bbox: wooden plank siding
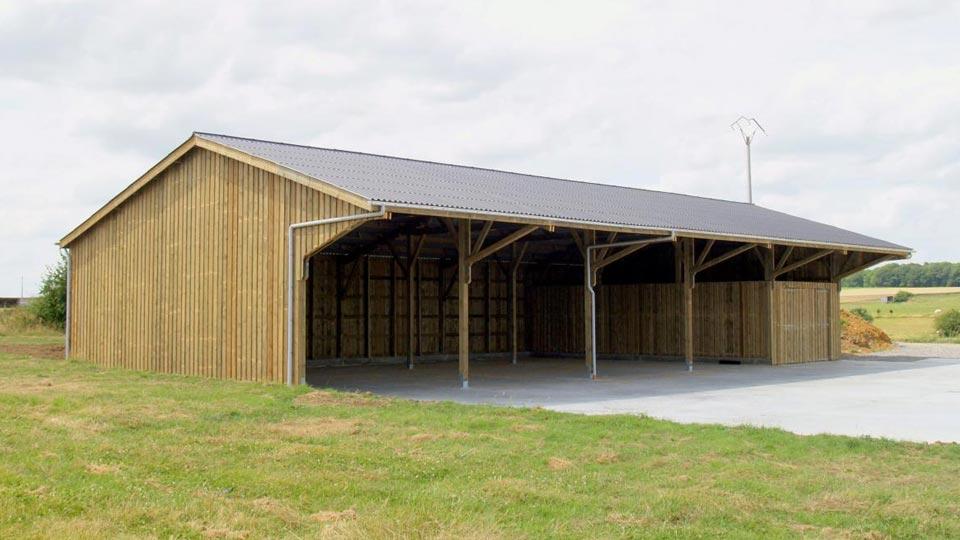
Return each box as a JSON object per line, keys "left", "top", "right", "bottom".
{"left": 67, "top": 147, "right": 368, "bottom": 383}
{"left": 530, "top": 281, "right": 838, "bottom": 364}
{"left": 306, "top": 256, "right": 525, "bottom": 364}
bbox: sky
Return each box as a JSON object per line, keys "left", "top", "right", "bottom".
{"left": 1, "top": 0, "right": 958, "bottom": 296}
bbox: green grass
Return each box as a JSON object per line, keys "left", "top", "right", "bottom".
{"left": 841, "top": 292, "right": 960, "bottom": 343}
{"left": 1, "top": 351, "right": 959, "bottom": 538}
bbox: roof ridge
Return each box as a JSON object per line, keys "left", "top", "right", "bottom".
{"left": 193, "top": 131, "right": 757, "bottom": 208}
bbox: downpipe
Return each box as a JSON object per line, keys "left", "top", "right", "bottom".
{"left": 585, "top": 233, "right": 677, "bottom": 379}
{"left": 64, "top": 248, "right": 71, "bottom": 359}
{"left": 287, "top": 206, "right": 387, "bottom": 386}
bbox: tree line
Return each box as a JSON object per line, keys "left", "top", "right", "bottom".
{"left": 842, "top": 261, "right": 960, "bottom": 288}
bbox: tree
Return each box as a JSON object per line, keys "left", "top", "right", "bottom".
{"left": 29, "top": 252, "right": 67, "bottom": 330}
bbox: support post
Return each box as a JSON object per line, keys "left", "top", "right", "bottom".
{"left": 510, "top": 243, "right": 524, "bottom": 365}
{"left": 583, "top": 231, "right": 596, "bottom": 377}
{"left": 406, "top": 235, "right": 415, "bottom": 370}
{"left": 364, "top": 256, "right": 370, "bottom": 358}
{"left": 458, "top": 219, "right": 471, "bottom": 388}
{"left": 764, "top": 246, "right": 777, "bottom": 364}
{"left": 682, "top": 238, "right": 694, "bottom": 372}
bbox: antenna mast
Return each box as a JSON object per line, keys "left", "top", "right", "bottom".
{"left": 730, "top": 116, "right": 765, "bottom": 204}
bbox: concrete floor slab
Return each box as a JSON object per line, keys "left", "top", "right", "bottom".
{"left": 307, "top": 343, "right": 960, "bottom": 443}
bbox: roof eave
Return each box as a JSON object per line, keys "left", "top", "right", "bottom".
{"left": 381, "top": 202, "right": 913, "bottom": 257}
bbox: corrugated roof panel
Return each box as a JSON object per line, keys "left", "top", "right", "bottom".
{"left": 196, "top": 132, "right": 909, "bottom": 252}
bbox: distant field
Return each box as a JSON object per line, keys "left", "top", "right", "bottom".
{"left": 840, "top": 287, "right": 960, "bottom": 302}
{"left": 841, "top": 290, "right": 960, "bottom": 343}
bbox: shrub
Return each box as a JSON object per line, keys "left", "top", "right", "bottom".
{"left": 850, "top": 307, "right": 873, "bottom": 323}
{"left": 893, "top": 290, "right": 914, "bottom": 303}
{"left": 29, "top": 252, "right": 67, "bottom": 330}
{"left": 935, "top": 309, "right": 960, "bottom": 338}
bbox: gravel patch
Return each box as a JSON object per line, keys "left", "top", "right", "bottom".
{"left": 868, "top": 342, "right": 960, "bottom": 359}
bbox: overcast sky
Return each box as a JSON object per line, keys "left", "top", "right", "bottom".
{"left": 1, "top": 1, "right": 958, "bottom": 296}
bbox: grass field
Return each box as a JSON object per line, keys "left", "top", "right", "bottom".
{"left": 2, "top": 346, "right": 960, "bottom": 537}
{"left": 840, "top": 290, "right": 960, "bottom": 343}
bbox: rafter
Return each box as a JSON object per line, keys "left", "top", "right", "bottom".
{"left": 773, "top": 249, "right": 832, "bottom": 278}
{"left": 775, "top": 246, "right": 794, "bottom": 272}
{"left": 468, "top": 225, "right": 539, "bottom": 265}
{"left": 695, "top": 239, "right": 715, "bottom": 268}
{"left": 695, "top": 243, "right": 757, "bottom": 274}
{"left": 472, "top": 220, "right": 493, "bottom": 255}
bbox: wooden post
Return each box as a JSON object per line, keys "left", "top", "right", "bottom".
{"left": 485, "top": 262, "right": 492, "bottom": 353}
{"left": 438, "top": 262, "right": 445, "bottom": 355}
{"left": 364, "top": 256, "right": 370, "bottom": 359}
{"left": 390, "top": 260, "right": 397, "bottom": 357}
{"left": 335, "top": 259, "right": 342, "bottom": 360}
{"left": 682, "top": 238, "right": 694, "bottom": 371}
{"left": 406, "top": 235, "right": 415, "bottom": 369}
{"left": 764, "top": 246, "right": 777, "bottom": 364}
{"left": 458, "top": 219, "right": 471, "bottom": 388}
{"left": 510, "top": 244, "right": 520, "bottom": 365}
{"left": 416, "top": 259, "right": 422, "bottom": 359}
{"left": 583, "top": 230, "right": 596, "bottom": 375}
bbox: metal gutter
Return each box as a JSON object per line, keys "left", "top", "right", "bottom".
{"left": 585, "top": 233, "right": 677, "bottom": 378}
{"left": 286, "top": 206, "right": 387, "bottom": 386}
{"left": 380, "top": 202, "right": 912, "bottom": 257}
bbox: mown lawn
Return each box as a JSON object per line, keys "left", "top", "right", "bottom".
{"left": 841, "top": 292, "right": 960, "bottom": 343}
{"left": 1, "top": 351, "right": 959, "bottom": 538}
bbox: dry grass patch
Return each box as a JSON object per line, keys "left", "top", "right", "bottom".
{"left": 0, "top": 378, "right": 95, "bottom": 397}
{"left": 251, "top": 497, "right": 301, "bottom": 524}
{"left": 267, "top": 417, "right": 362, "bottom": 439}
{"left": 510, "top": 423, "right": 543, "bottom": 432}
{"left": 309, "top": 508, "right": 357, "bottom": 523}
{"left": 547, "top": 457, "right": 572, "bottom": 470}
{"left": 595, "top": 451, "right": 619, "bottom": 464}
{"left": 295, "top": 390, "right": 386, "bottom": 408}
{"left": 607, "top": 512, "right": 651, "bottom": 527}
{"left": 0, "top": 342, "right": 64, "bottom": 359}
{"left": 85, "top": 463, "right": 121, "bottom": 475}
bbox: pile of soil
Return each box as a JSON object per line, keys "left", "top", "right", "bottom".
{"left": 840, "top": 309, "right": 893, "bottom": 354}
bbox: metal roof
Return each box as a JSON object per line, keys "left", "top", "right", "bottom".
{"left": 196, "top": 132, "right": 909, "bottom": 253}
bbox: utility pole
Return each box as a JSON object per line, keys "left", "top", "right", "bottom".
{"left": 731, "top": 116, "right": 765, "bottom": 204}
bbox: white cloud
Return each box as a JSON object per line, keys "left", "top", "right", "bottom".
{"left": 1, "top": 0, "right": 958, "bottom": 295}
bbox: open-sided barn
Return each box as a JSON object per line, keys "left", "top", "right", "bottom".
{"left": 59, "top": 133, "right": 910, "bottom": 386}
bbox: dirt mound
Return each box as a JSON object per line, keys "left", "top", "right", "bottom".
{"left": 841, "top": 310, "right": 893, "bottom": 354}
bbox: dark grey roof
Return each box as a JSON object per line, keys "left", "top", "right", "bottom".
{"left": 196, "top": 132, "right": 909, "bottom": 252}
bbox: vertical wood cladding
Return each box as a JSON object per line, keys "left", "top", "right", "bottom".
{"left": 529, "top": 281, "right": 838, "bottom": 364}
{"left": 305, "top": 255, "right": 525, "bottom": 363}
{"left": 67, "top": 147, "right": 366, "bottom": 382}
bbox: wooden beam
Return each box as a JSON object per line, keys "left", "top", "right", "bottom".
{"left": 596, "top": 232, "right": 619, "bottom": 261}
{"left": 472, "top": 220, "right": 493, "bottom": 254}
{"left": 441, "top": 217, "right": 458, "bottom": 246}
{"left": 835, "top": 253, "right": 894, "bottom": 280}
{"left": 773, "top": 249, "right": 832, "bottom": 278}
{"left": 458, "top": 218, "right": 471, "bottom": 388}
{"left": 570, "top": 229, "right": 586, "bottom": 258}
{"left": 594, "top": 241, "right": 653, "bottom": 271}
{"left": 696, "top": 239, "right": 715, "bottom": 268}
{"left": 695, "top": 243, "right": 757, "bottom": 274}
{"left": 468, "top": 225, "right": 539, "bottom": 265}
{"left": 775, "top": 246, "right": 794, "bottom": 272}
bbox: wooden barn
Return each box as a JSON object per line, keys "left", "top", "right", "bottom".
{"left": 59, "top": 133, "right": 910, "bottom": 386}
